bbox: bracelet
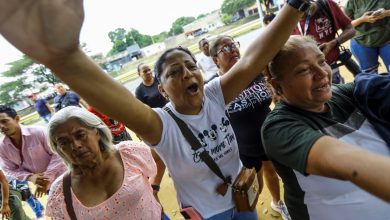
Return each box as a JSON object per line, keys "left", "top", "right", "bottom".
{"left": 151, "top": 184, "right": 160, "bottom": 192}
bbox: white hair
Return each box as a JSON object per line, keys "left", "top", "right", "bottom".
{"left": 47, "top": 106, "right": 114, "bottom": 166}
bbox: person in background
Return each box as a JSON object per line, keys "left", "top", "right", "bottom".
{"left": 292, "top": 0, "right": 356, "bottom": 83}
{"left": 344, "top": 0, "right": 390, "bottom": 73}
{"left": 262, "top": 35, "right": 390, "bottom": 220}
{"left": 0, "top": 105, "right": 67, "bottom": 197}
{"left": 53, "top": 83, "right": 87, "bottom": 112}
{"left": 0, "top": 169, "right": 30, "bottom": 220}
{"left": 45, "top": 106, "right": 165, "bottom": 219}
{"left": 135, "top": 63, "right": 167, "bottom": 205}
{"left": 196, "top": 38, "right": 219, "bottom": 83}
{"left": 0, "top": 0, "right": 319, "bottom": 218}
{"left": 135, "top": 63, "right": 167, "bottom": 108}
{"left": 87, "top": 106, "right": 132, "bottom": 144}
{"left": 210, "top": 35, "right": 290, "bottom": 220}
{"left": 263, "top": 12, "right": 276, "bottom": 25}
{"left": 28, "top": 93, "right": 54, "bottom": 123}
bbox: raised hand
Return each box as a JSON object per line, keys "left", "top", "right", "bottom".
{"left": 0, "top": 0, "right": 84, "bottom": 67}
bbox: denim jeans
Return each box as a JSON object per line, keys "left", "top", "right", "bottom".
{"left": 350, "top": 39, "right": 390, "bottom": 74}
{"left": 41, "top": 114, "right": 52, "bottom": 123}
{"left": 204, "top": 207, "right": 258, "bottom": 220}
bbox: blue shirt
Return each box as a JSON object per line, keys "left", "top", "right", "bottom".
{"left": 34, "top": 99, "right": 51, "bottom": 117}
{"left": 53, "top": 91, "right": 80, "bottom": 112}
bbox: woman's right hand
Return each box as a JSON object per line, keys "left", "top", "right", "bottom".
{"left": 0, "top": 0, "right": 84, "bottom": 67}
{"left": 361, "top": 11, "right": 378, "bottom": 23}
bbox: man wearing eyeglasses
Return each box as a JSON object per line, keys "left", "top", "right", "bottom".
{"left": 197, "top": 38, "right": 219, "bottom": 83}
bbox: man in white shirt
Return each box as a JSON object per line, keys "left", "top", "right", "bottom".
{"left": 197, "top": 38, "right": 219, "bottom": 83}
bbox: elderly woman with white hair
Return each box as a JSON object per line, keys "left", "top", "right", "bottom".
{"left": 45, "top": 106, "right": 164, "bottom": 220}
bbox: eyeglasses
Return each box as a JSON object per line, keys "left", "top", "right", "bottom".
{"left": 217, "top": 42, "right": 240, "bottom": 55}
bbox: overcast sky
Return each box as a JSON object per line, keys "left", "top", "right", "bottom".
{"left": 0, "top": 0, "right": 223, "bottom": 75}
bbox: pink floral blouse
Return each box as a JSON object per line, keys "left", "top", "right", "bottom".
{"left": 46, "top": 141, "right": 161, "bottom": 219}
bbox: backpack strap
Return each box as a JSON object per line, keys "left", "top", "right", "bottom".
{"left": 163, "top": 107, "right": 232, "bottom": 194}
{"left": 63, "top": 173, "right": 77, "bottom": 220}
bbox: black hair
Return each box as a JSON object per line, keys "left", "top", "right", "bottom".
{"left": 198, "top": 38, "right": 207, "bottom": 47}
{"left": 263, "top": 12, "right": 276, "bottom": 25}
{"left": 0, "top": 105, "right": 17, "bottom": 118}
{"left": 154, "top": 47, "right": 197, "bottom": 83}
{"left": 137, "top": 63, "right": 145, "bottom": 74}
{"left": 209, "top": 35, "right": 234, "bottom": 58}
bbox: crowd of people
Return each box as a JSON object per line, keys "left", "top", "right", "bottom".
{"left": 0, "top": 0, "right": 389, "bottom": 219}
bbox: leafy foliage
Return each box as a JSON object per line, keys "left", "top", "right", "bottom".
{"left": 221, "top": 0, "right": 256, "bottom": 15}
{"left": 0, "top": 77, "right": 32, "bottom": 106}
{"left": 221, "top": 14, "right": 233, "bottom": 25}
{"left": 169, "top": 16, "right": 196, "bottom": 36}
{"left": 2, "top": 56, "right": 33, "bottom": 77}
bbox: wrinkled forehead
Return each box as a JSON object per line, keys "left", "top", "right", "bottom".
{"left": 216, "top": 37, "right": 234, "bottom": 49}
{"left": 52, "top": 118, "right": 87, "bottom": 136}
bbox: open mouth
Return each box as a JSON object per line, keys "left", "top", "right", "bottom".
{"left": 187, "top": 83, "right": 199, "bottom": 95}
{"left": 314, "top": 83, "right": 330, "bottom": 91}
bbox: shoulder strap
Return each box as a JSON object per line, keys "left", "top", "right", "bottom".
{"left": 163, "top": 107, "right": 231, "bottom": 185}
{"left": 63, "top": 173, "right": 77, "bottom": 220}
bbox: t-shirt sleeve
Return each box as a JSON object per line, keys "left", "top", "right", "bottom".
{"left": 117, "top": 141, "right": 157, "bottom": 178}
{"left": 261, "top": 114, "right": 324, "bottom": 174}
{"left": 343, "top": 0, "right": 355, "bottom": 19}
{"left": 204, "top": 77, "right": 225, "bottom": 106}
{"left": 328, "top": 0, "right": 352, "bottom": 30}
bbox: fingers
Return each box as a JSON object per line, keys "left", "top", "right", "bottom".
{"left": 34, "top": 187, "right": 46, "bottom": 198}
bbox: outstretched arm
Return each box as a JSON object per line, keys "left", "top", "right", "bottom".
{"left": 220, "top": 3, "right": 306, "bottom": 103}
{"left": 0, "top": 171, "right": 11, "bottom": 219}
{"left": 0, "top": 0, "right": 162, "bottom": 144}
{"left": 307, "top": 136, "right": 390, "bottom": 202}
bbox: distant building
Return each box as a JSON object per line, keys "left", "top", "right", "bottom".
{"left": 183, "top": 11, "right": 223, "bottom": 38}
{"left": 141, "top": 43, "right": 166, "bottom": 57}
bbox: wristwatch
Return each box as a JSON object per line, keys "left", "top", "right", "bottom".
{"left": 287, "top": 0, "right": 312, "bottom": 12}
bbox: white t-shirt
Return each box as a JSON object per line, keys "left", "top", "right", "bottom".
{"left": 153, "top": 78, "right": 242, "bottom": 218}
{"left": 197, "top": 53, "right": 219, "bottom": 82}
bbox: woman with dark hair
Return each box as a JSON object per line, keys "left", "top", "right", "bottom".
{"left": 0, "top": 0, "right": 313, "bottom": 218}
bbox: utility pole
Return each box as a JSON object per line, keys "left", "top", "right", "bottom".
{"left": 257, "top": 0, "right": 264, "bottom": 20}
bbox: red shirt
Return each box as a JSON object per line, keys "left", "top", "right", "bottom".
{"left": 87, "top": 107, "right": 126, "bottom": 136}
{"left": 292, "top": 0, "right": 352, "bottom": 64}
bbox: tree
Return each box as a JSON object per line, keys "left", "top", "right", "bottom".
{"left": 221, "top": 0, "right": 256, "bottom": 15}
{"left": 2, "top": 56, "right": 33, "bottom": 77}
{"left": 107, "top": 28, "right": 127, "bottom": 44}
{"left": 221, "top": 14, "right": 233, "bottom": 25}
{"left": 169, "top": 16, "right": 196, "bottom": 36}
{"left": 0, "top": 77, "right": 32, "bottom": 106}
{"left": 31, "top": 64, "right": 60, "bottom": 85}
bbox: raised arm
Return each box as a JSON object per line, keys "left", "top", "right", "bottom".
{"left": 0, "top": 0, "right": 162, "bottom": 144}
{"left": 307, "top": 136, "right": 390, "bottom": 202}
{"left": 220, "top": 3, "right": 306, "bottom": 103}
